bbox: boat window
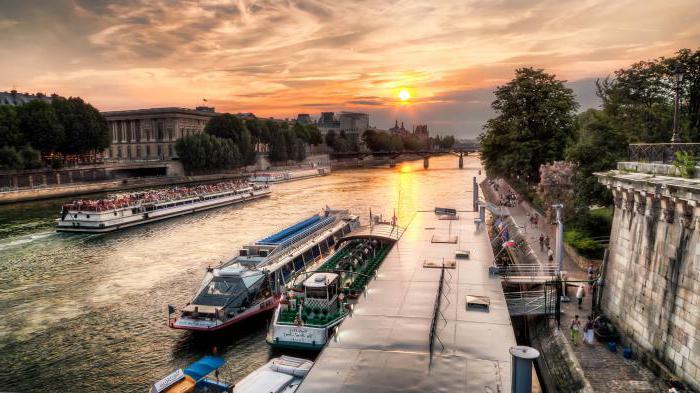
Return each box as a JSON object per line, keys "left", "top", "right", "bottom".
{"left": 293, "top": 256, "right": 304, "bottom": 271}
{"left": 86, "top": 214, "right": 90, "bottom": 218}
{"left": 327, "top": 236, "right": 335, "bottom": 247}
{"left": 311, "top": 245, "right": 320, "bottom": 258}
{"left": 302, "top": 249, "right": 314, "bottom": 263}
{"left": 319, "top": 240, "right": 329, "bottom": 254}
{"left": 203, "top": 278, "right": 246, "bottom": 296}
{"left": 306, "top": 287, "right": 328, "bottom": 299}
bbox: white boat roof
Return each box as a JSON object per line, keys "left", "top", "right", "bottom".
{"left": 234, "top": 368, "right": 294, "bottom": 393}
{"left": 304, "top": 273, "right": 338, "bottom": 288}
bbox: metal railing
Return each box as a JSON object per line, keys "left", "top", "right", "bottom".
{"left": 505, "top": 289, "right": 556, "bottom": 316}
{"left": 429, "top": 266, "right": 448, "bottom": 364}
{"left": 628, "top": 143, "right": 700, "bottom": 164}
{"left": 496, "top": 264, "right": 559, "bottom": 280}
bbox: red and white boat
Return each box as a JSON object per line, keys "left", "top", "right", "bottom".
{"left": 169, "top": 208, "right": 359, "bottom": 331}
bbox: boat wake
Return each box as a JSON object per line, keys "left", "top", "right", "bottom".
{"left": 0, "top": 231, "right": 56, "bottom": 252}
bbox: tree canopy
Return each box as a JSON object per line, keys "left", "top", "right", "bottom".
{"left": 480, "top": 67, "right": 579, "bottom": 183}
{"left": 17, "top": 100, "right": 65, "bottom": 154}
{"left": 175, "top": 133, "right": 241, "bottom": 172}
{"left": 51, "top": 97, "right": 110, "bottom": 155}
{"left": 205, "top": 114, "right": 254, "bottom": 164}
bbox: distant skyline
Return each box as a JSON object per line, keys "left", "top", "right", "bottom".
{"left": 1, "top": 0, "right": 698, "bottom": 138}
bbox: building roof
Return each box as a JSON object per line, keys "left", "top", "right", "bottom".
{"left": 101, "top": 107, "right": 220, "bottom": 118}
{"left": 298, "top": 210, "right": 516, "bottom": 393}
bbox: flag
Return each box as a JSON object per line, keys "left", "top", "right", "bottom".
{"left": 167, "top": 304, "right": 175, "bottom": 314}
{"left": 502, "top": 240, "right": 516, "bottom": 248}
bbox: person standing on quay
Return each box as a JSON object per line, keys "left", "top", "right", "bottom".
{"left": 570, "top": 315, "right": 581, "bottom": 345}
{"left": 547, "top": 247, "right": 554, "bottom": 262}
{"left": 539, "top": 234, "right": 545, "bottom": 252}
{"left": 584, "top": 316, "right": 595, "bottom": 345}
{"left": 544, "top": 235, "right": 550, "bottom": 249}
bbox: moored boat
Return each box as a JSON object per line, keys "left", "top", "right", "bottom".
{"left": 57, "top": 181, "right": 270, "bottom": 233}
{"left": 267, "top": 222, "right": 400, "bottom": 351}
{"left": 233, "top": 356, "right": 312, "bottom": 393}
{"left": 248, "top": 167, "right": 330, "bottom": 183}
{"left": 169, "top": 208, "right": 360, "bottom": 331}
{"left": 150, "top": 356, "right": 231, "bottom": 393}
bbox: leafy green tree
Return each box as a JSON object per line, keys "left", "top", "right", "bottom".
{"left": 306, "top": 125, "right": 323, "bottom": 145}
{"left": 205, "top": 114, "right": 254, "bottom": 164}
{"left": 52, "top": 97, "right": 109, "bottom": 155}
{"left": 175, "top": 133, "right": 241, "bottom": 172}
{"left": 402, "top": 135, "right": 424, "bottom": 151}
{"left": 293, "top": 122, "right": 310, "bottom": 142}
{"left": 19, "top": 145, "right": 42, "bottom": 169}
{"left": 565, "top": 109, "right": 627, "bottom": 207}
{"left": 0, "top": 105, "right": 22, "bottom": 148}
{"left": 268, "top": 127, "right": 288, "bottom": 162}
{"left": 16, "top": 100, "right": 65, "bottom": 154}
{"left": 438, "top": 135, "right": 455, "bottom": 149}
{"left": 0, "top": 146, "right": 24, "bottom": 169}
{"left": 325, "top": 129, "right": 337, "bottom": 148}
{"left": 480, "top": 67, "right": 578, "bottom": 183}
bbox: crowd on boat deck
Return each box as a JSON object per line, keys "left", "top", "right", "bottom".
{"left": 62, "top": 181, "right": 253, "bottom": 212}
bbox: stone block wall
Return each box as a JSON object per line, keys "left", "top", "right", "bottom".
{"left": 598, "top": 172, "right": 700, "bottom": 390}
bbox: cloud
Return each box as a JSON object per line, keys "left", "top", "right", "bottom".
{"left": 0, "top": 0, "right": 698, "bottom": 135}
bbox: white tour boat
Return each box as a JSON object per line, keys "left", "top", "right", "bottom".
{"left": 233, "top": 356, "right": 312, "bottom": 393}
{"left": 248, "top": 166, "right": 330, "bottom": 183}
{"left": 57, "top": 181, "right": 270, "bottom": 233}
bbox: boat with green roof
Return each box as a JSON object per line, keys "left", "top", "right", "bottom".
{"left": 266, "top": 222, "right": 402, "bottom": 350}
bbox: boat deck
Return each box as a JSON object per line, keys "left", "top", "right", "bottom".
{"left": 297, "top": 210, "right": 516, "bottom": 393}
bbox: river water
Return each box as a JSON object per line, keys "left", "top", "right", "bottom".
{"left": 0, "top": 155, "right": 480, "bottom": 392}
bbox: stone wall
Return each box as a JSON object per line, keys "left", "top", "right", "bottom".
{"left": 597, "top": 169, "right": 700, "bottom": 390}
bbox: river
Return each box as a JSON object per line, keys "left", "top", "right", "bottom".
{"left": 0, "top": 155, "right": 480, "bottom": 392}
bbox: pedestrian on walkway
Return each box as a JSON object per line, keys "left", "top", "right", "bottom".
{"left": 539, "top": 234, "right": 544, "bottom": 251}
{"left": 584, "top": 316, "right": 595, "bottom": 345}
{"left": 544, "top": 235, "right": 550, "bottom": 249}
{"left": 547, "top": 247, "right": 554, "bottom": 262}
{"left": 576, "top": 285, "right": 585, "bottom": 309}
{"left": 570, "top": 315, "right": 581, "bottom": 345}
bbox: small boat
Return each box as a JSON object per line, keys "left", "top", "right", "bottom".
{"left": 233, "top": 356, "right": 312, "bottom": 393}
{"left": 169, "top": 208, "right": 360, "bottom": 331}
{"left": 267, "top": 223, "right": 400, "bottom": 351}
{"left": 151, "top": 356, "right": 231, "bottom": 393}
{"left": 57, "top": 181, "right": 270, "bottom": 233}
{"left": 248, "top": 167, "right": 330, "bottom": 183}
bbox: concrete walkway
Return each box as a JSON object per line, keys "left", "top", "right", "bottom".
{"left": 484, "top": 179, "right": 670, "bottom": 393}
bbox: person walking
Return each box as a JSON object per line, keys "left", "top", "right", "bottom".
{"left": 539, "top": 234, "right": 545, "bottom": 252}
{"left": 547, "top": 247, "right": 554, "bottom": 262}
{"left": 570, "top": 315, "right": 581, "bottom": 345}
{"left": 544, "top": 235, "right": 550, "bottom": 249}
{"left": 576, "top": 285, "right": 585, "bottom": 309}
{"left": 584, "top": 316, "right": 595, "bottom": 345}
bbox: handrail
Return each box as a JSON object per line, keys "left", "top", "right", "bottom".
{"left": 429, "top": 265, "right": 447, "bottom": 364}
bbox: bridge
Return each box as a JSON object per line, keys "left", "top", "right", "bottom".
{"left": 329, "top": 146, "right": 479, "bottom": 169}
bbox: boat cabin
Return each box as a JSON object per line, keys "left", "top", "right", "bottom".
{"left": 303, "top": 273, "right": 339, "bottom": 309}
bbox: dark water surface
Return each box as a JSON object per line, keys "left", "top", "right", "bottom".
{"left": 0, "top": 155, "right": 479, "bottom": 392}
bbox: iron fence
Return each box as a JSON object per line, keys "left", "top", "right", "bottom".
{"left": 628, "top": 143, "right": 700, "bottom": 164}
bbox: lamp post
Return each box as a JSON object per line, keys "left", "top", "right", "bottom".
{"left": 671, "top": 67, "right": 684, "bottom": 144}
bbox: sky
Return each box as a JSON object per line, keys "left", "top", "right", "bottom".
{"left": 0, "top": 0, "right": 698, "bottom": 138}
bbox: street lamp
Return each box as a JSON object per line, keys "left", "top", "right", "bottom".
{"left": 671, "top": 67, "right": 684, "bottom": 143}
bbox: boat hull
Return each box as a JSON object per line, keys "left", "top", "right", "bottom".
{"left": 57, "top": 189, "right": 270, "bottom": 233}
{"left": 170, "top": 296, "right": 279, "bottom": 331}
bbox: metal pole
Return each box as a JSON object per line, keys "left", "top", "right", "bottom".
{"left": 510, "top": 346, "right": 540, "bottom": 393}
{"left": 671, "top": 76, "right": 681, "bottom": 143}
{"left": 473, "top": 177, "right": 478, "bottom": 212}
{"left": 552, "top": 204, "right": 564, "bottom": 273}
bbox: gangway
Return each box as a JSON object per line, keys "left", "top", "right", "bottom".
{"left": 505, "top": 288, "right": 557, "bottom": 316}
{"left": 497, "top": 264, "right": 558, "bottom": 284}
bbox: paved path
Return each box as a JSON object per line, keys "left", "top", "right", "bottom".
{"left": 484, "top": 179, "right": 670, "bottom": 393}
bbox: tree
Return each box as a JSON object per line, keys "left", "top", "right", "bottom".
{"left": 19, "top": 145, "right": 42, "bottom": 169}
{"left": 268, "top": 127, "right": 288, "bottom": 162}
{"left": 480, "top": 67, "right": 578, "bottom": 183}
{"left": 175, "top": 133, "right": 241, "bottom": 172}
{"left": 205, "top": 114, "right": 254, "bottom": 164}
{"left": 537, "top": 161, "right": 576, "bottom": 219}
{"left": 306, "top": 125, "right": 323, "bottom": 145}
{"left": 52, "top": 97, "right": 109, "bottom": 155}
{"left": 16, "top": 100, "right": 65, "bottom": 154}
{"left": 565, "top": 109, "right": 627, "bottom": 207}
{"left": 325, "top": 129, "right": 337, "bottom": 148}
{"left": 0, "top": 146, "right": 24, "bottom": 170}
{"left": 293, "top": 122, "right": 310, "bottom": 142}
{"left": 0, "top": 105, "right": 22, "bottom": 148}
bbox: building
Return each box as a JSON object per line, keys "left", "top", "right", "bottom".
{"left": 296, "top": 113, "right": 312, "bottom": 125}
{"left": 317, "top": 112, "right": 340, "bottom": 136}
{"left": 102, "top": 107, "right": 218, "bottom": 161}
{"left": 388, "top": 120, "right": 408, "bottom": 136}
{"left": 338, "top": 111, "right": 369, "bottom": 134}
{"left": 0, "top": 90, "right": 55, "bottom": 106}
{"left": 413, "top": 124, "right": 429, "bottom": 141}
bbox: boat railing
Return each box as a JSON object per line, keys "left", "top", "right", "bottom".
{"left": 429, "top": 265, "right": 448, "bottom": 365}
{"left": 267, "top": 216, "right": 338, "bottom": 260}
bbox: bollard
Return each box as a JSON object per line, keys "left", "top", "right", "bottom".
{"left": 459, "top": 154, "right": 464, "bottom": 169}
{"left": 510, "top": 346, "right": 540, "bottom": 393}
{"left": 472, "top": 177, "right": 479, "bottom": 212}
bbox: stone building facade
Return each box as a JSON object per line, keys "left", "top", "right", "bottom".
{"left": 597, "top": 161, "right": 700, "bottom": 390}
{"left": 102, "top": 107, "right": 218, "bottom": 161}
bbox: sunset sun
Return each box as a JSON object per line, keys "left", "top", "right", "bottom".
{"left": 398, "top": 89, "right": 411, "bottom": 101}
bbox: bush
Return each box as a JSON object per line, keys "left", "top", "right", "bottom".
{"left": 564, "top": 228, "right": 604, "bottom": 259}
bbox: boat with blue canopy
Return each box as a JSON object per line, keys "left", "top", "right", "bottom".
{"left": 170, "top": 208, "right": 360, "bottom": 331}
{"left": 151, "top": 356, "right": 231, "bottom": 393}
